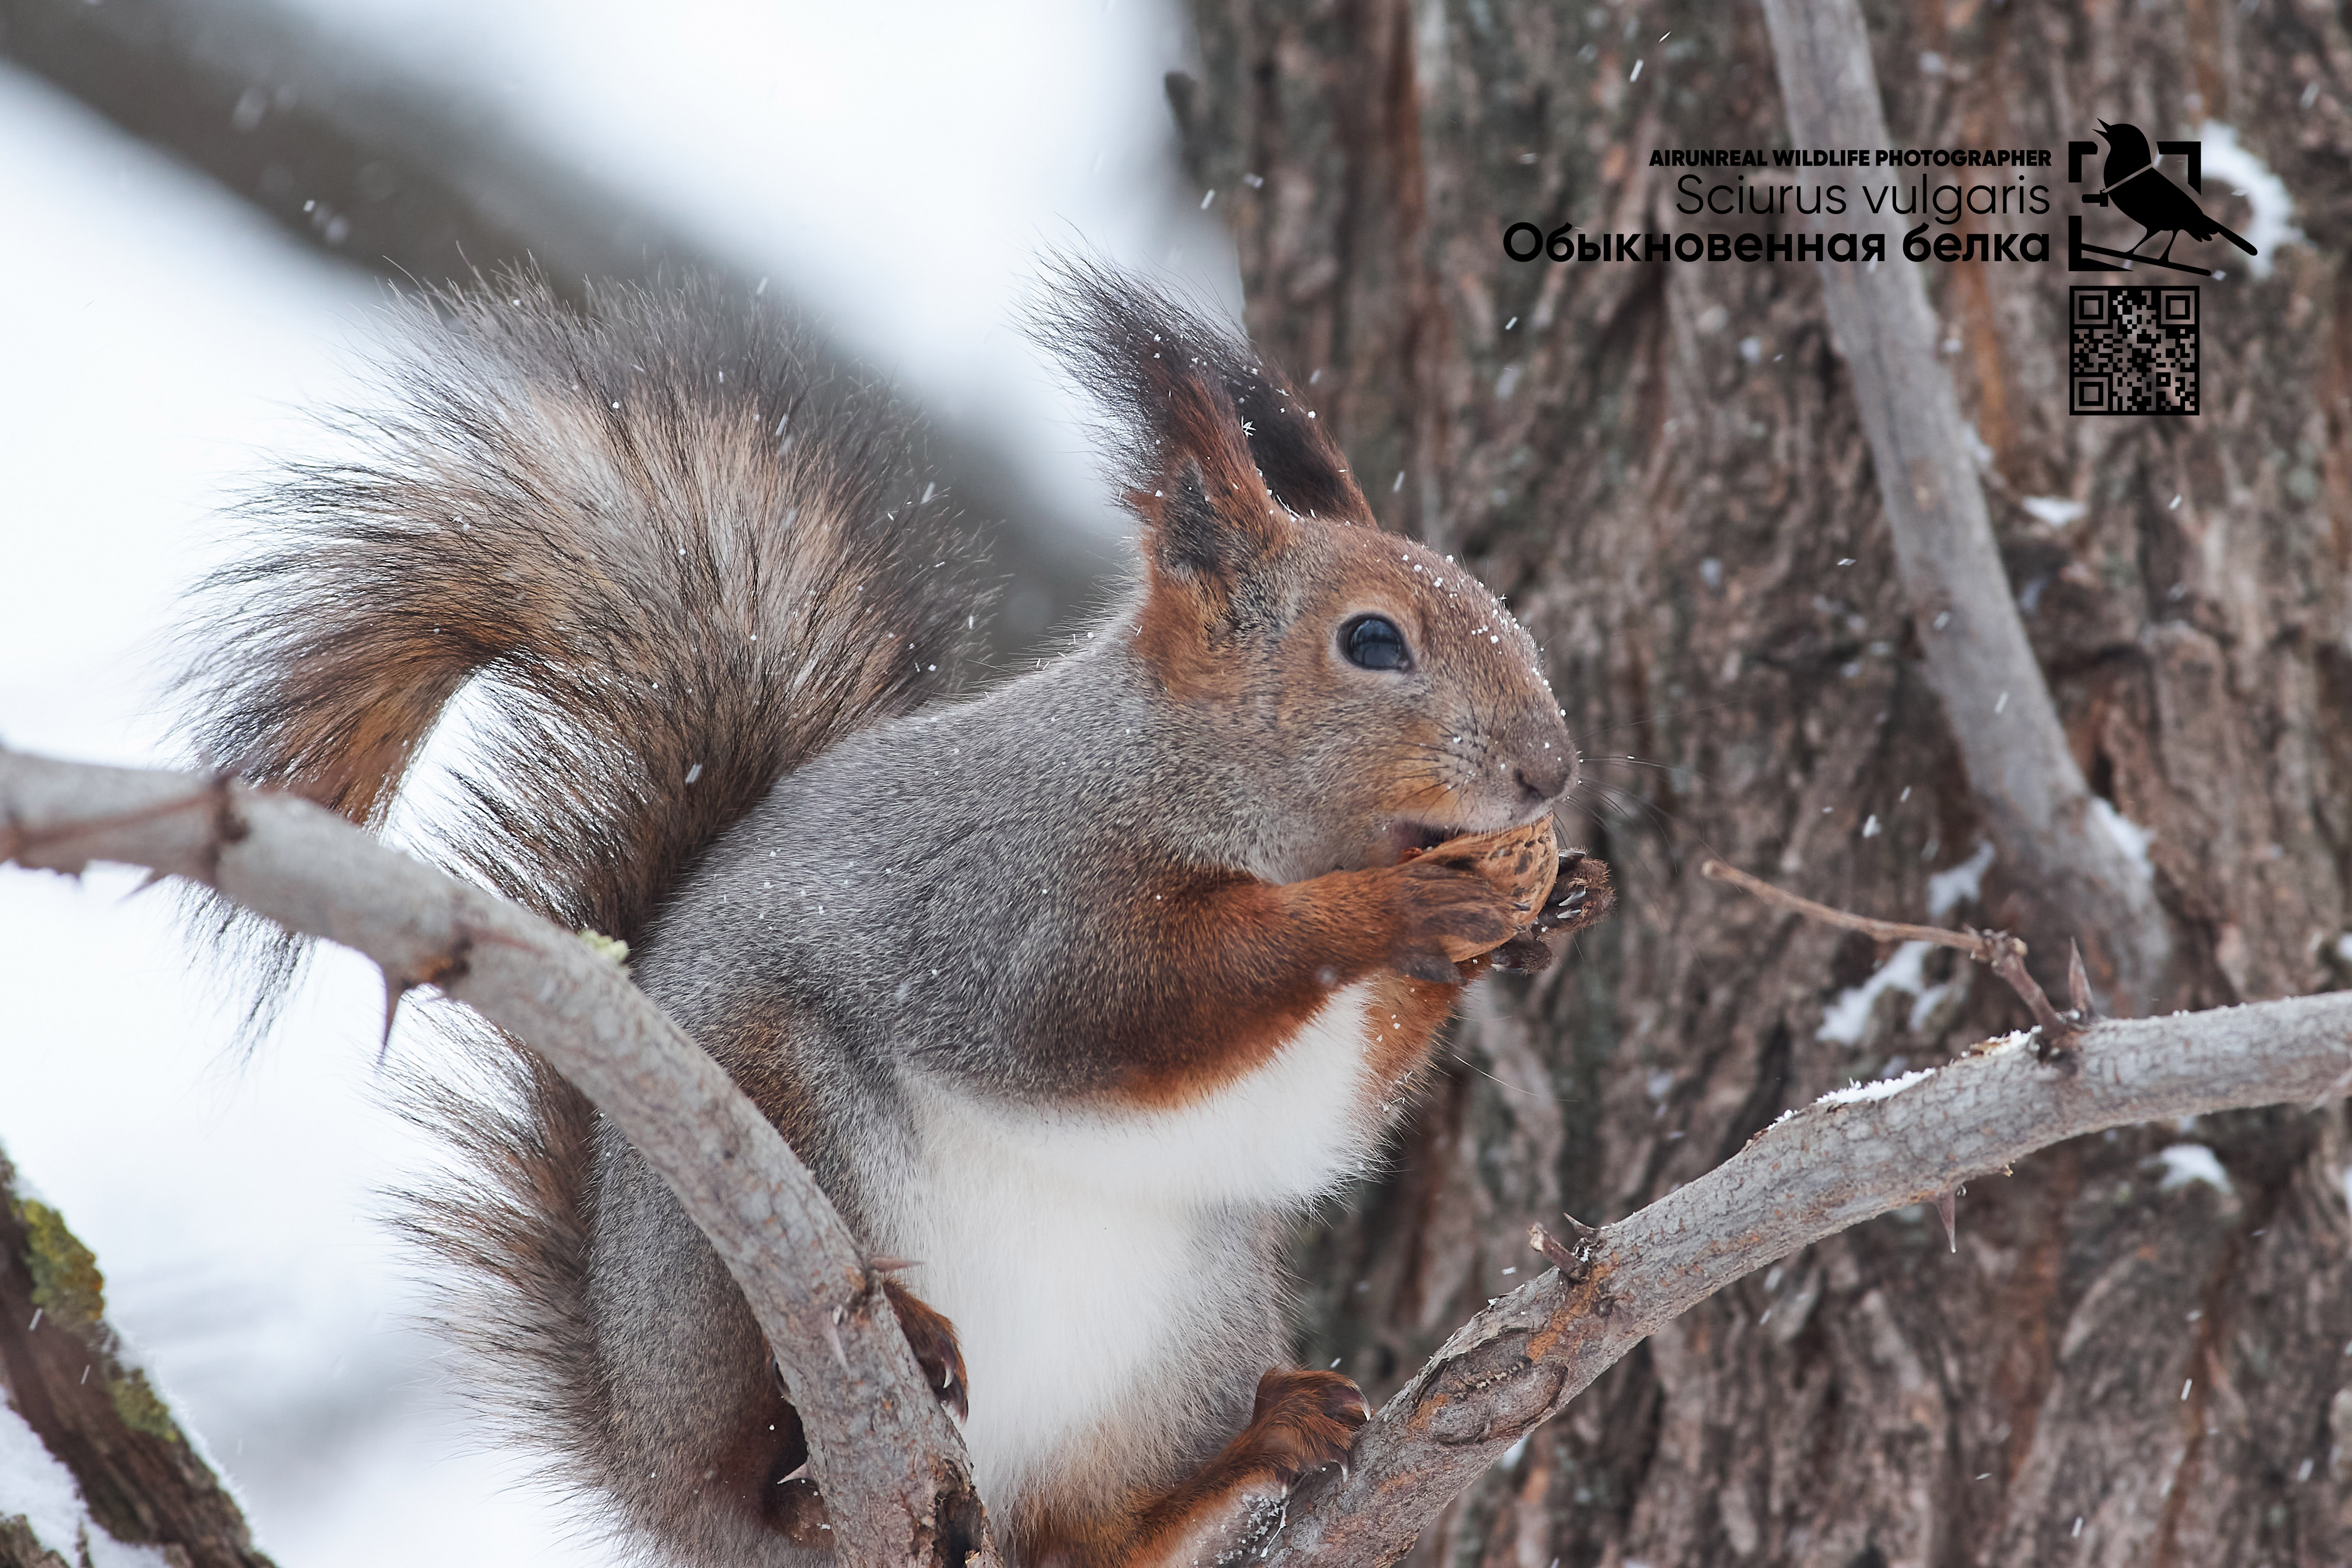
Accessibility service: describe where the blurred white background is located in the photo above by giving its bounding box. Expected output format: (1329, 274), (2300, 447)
(0, 2), (1228, 1561)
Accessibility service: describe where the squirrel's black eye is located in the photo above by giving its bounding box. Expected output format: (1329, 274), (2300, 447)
(1343, 615), (1411, 672)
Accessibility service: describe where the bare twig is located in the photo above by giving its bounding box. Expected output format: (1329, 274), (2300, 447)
(1527, 1212), (1600, 1282)
(1699, 856), (1989, 955)
(1981, 934), (2081, 1058)
(1699, 858), (2083, 1057)
(0, 747), (996, 1568)
(1267, 989), (2352, 1564)
(1758, 0), (2172, 1010)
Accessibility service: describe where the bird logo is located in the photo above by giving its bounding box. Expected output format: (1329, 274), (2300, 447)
(2077, 121), (2257, 274)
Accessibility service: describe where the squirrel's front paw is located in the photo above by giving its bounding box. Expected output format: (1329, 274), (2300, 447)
(1493, 848), (1615, 972)
(1385, 819), (1559, 981)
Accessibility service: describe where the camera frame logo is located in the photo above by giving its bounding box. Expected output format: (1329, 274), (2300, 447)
(2064, 122), (2254, 417)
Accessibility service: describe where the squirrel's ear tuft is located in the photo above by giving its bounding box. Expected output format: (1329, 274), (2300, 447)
(1121, 378), (1289, 593)
(1029, 258), (1373, 542)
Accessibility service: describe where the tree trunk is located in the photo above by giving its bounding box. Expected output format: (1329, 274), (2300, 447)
(1177, 2), (2352, 1562)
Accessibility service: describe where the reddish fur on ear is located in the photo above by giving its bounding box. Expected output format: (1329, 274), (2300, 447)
(1124, 375), (1302, 698)
(1132, 382), (1296, 583)
(1033, 261), (1391, 700)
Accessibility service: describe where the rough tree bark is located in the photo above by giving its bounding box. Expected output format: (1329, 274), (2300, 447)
(1178, 1), (2352, 1563)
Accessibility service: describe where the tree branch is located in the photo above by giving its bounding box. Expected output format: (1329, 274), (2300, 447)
(0, 748), (996, 1567)
(0, 1144), (273, 1568)
(18, 745), (2337, 1568)
(1756, 0), (2173, 1008)
(1697, 857), (2084, 1053)
(1266, 991), (2352, 1562)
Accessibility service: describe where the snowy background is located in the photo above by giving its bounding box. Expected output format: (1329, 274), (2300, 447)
(0, 2), (1225, 1561)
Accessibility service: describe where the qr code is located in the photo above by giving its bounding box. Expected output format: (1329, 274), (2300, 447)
(2071, 287), (2198, 414)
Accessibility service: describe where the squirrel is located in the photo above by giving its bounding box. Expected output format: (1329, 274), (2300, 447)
(178, 264), (1613, 1566)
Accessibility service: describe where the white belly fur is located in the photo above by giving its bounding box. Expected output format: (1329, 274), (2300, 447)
(884, 981), (1383, 1510)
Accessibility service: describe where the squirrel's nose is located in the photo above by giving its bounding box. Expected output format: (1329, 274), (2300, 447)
(1510, 736), (1578, 807)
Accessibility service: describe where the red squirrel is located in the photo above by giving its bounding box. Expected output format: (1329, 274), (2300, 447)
(180, 265), (1611, 1565)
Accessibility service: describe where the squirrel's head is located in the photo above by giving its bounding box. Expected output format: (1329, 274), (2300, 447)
(1038, 264), (1577, 879)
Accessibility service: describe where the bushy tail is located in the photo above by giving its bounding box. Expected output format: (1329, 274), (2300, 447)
(183, 274), (982, 977)
(176, 275), (984, 1518)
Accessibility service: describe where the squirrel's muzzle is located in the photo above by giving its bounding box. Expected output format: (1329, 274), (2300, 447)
(1505, 713), (1579, 812)
(1513, 754), (1575, 809)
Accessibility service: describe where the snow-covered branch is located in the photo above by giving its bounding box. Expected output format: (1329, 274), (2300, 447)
(1268, 989), (2352, 1562)
(15, 744), (2344, 1568)
(0, 748), (994, 1568)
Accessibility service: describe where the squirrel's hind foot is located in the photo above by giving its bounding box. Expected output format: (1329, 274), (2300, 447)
(1097, 1368), (1367, 1568)
(883, 1277), (969, 1421)
(1231, 1367), (1369, 1483)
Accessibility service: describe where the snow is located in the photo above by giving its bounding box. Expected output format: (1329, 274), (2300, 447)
(1818, 844), (1994, 1044)
(0, 1399), (90, 1563)
(1903, 976), (1959, 1033)
(0, 1401), (176, 1568)
(1927, 841), (1996, 919)
(1820, 942), (1933, 1045)
(2021, 496), (2084, 529)
(2196, 121), (2304, 281)
(1817, 1067), (1934, 1107)
(2089, 797), (2156, 879)
(2154, 1143), (2234, 1195)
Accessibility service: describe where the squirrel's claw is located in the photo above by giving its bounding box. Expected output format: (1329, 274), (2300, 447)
(1532, 850), (1613, 940)
(1494, 851), (1614, 972)
(882, 1280), (969, 1422)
